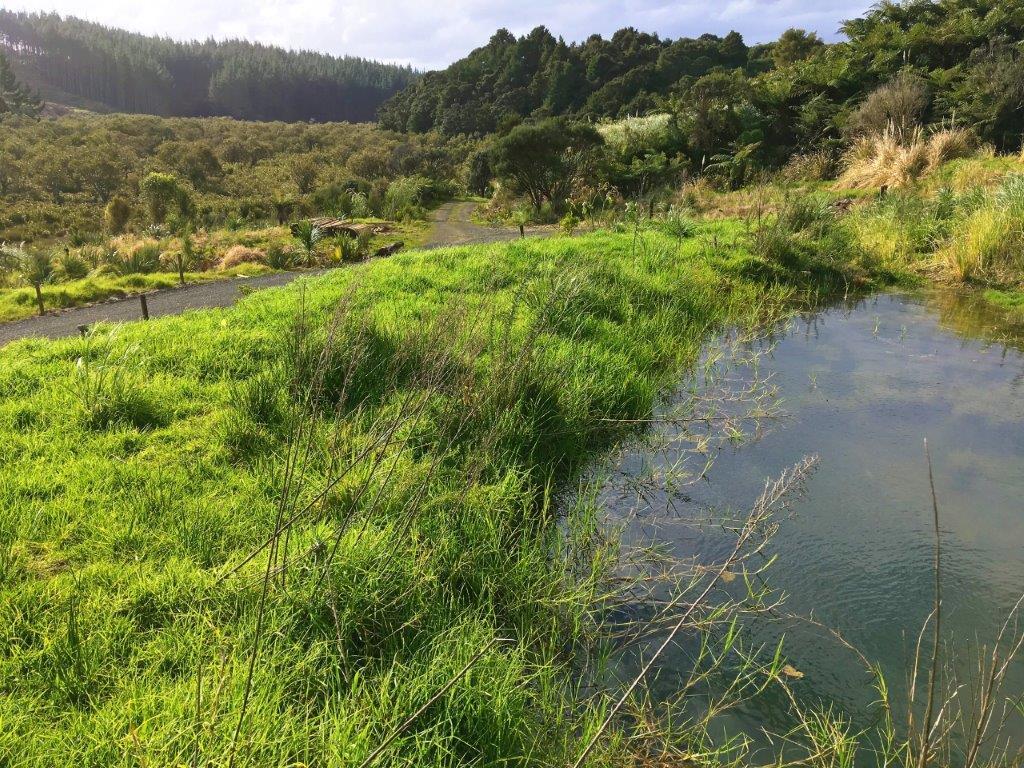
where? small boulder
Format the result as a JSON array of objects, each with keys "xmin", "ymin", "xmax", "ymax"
[{"xmin": 374, "ymin": 241, "xmax": 404, "ymax": 258}]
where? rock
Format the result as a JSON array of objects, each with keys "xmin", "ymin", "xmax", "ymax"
[{"xmin": 374, "ymin": 241, "xmax": 404, "ymax": 258}]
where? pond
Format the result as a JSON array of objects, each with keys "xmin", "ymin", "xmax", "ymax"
[{"xmin": 599, "ymin": 289, "xmax": 1024, "ymax": 756}]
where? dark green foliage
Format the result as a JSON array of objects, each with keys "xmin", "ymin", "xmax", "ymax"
[
  {"xmin": 103, "ymin": 196, "xmax": 131, "ymax": 235},
  {"xmin": 490, "ymin": 118, "xmax": 604, "ymax": 209},
  {"xmin": 0, "ymin": 51, "xmax": 40, "ymax": 118},
  {"xmin": 382, "ymin": 1, "xmax": 1024, "ymax": 166},
  {"xmin": 139, "ymin": 173, "xmax": 192, "ymax": 226},
  {"xmin": 0, "ymin": 115, "xmax": 469, "ymax": 242},
  {"xmin": 771, "ymin": 28, "xmax": 825, "ymax": 68},
  {"xmin": 379, "ymin": 26, "xmax": 753, "ymax": 135},
  {"xmin": 0, "ymin": 10, "xmax": 415, "ymax": 121}
]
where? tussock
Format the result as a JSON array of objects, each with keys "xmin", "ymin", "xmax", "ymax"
[
  {"xmin": 839, "ymin": 125, "xmax": 976, "ymax": 190},
  {"xmin": 218, "ymin": 245, "xmax": 266, "ymax": 270}
]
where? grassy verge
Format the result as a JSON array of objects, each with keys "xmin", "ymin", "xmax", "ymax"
[
  {"xmin": 0, "ymin": 265, "xmax": 273, "ymax": 322},
  {"xmin": 0, "ymin": 227, "xmax": 807, "ymax": 766},
  {"xmin": 0, "ymin": 220, "xmax": 432, "ymax": 323}
]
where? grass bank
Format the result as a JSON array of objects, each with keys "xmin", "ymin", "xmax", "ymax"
[
  {"xmin": 0, "ymin": 264, "xmax": 272, "ymax": 322},
  {"xmin": 0, "ymin": 219, "xmax": 430, "ymax": 323},
  {"xmin": 0, "ymin": 226, "xmax": 809, "ymax": 766}
]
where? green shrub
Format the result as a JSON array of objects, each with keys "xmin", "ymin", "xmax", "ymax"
[
  {"xmin": 103, "ymin": 195, "xmax": 132, "ymax": 234},
  {"xmin": 266, "ymin": 244, "xmax": 295, "ymax": 269},
  {"xmin": 55, "ymin": 250, "xmax": 90, "ymax": 281},
  {"xmin": 109, "ymin": 242, "xmax": 162, "ymax": 275}
]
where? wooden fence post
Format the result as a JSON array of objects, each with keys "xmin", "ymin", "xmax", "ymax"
[{"xmin": 140, "ymin": 294, "xmax": 150, "ymax": 320}]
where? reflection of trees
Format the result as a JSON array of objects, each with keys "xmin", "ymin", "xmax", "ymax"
[{"xmin": 927, "ymin": 289, "xmax": 1024, "ymax": 357}]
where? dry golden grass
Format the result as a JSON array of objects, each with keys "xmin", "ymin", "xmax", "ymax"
[
  {"xmin": 839, "ymin": 125, "xmax": 976, "ymax": 190},
  {"xmin": 218, "ymin": 244, "xmax": 266, "ymax": 270}
]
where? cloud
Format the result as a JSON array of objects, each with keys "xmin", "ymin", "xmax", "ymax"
[{"xmin": 6, "ymin": 0, "xmax": 873, "ymax": 69}]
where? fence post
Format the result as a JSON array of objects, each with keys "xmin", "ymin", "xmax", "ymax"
[{"xmin": 140, "ymin": 294, "xmax": 150, "ymax": 320}]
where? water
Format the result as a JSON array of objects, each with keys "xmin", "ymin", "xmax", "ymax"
[{"xmin": 599, "ymin": 290, "xmax": 1024, "ymax": 755}]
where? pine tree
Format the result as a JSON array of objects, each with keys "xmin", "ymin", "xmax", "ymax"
[{"xmin": 0, "ymin": 51, "xmax": 41, "ymax": 118}]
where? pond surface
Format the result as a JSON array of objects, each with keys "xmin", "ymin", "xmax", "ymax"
[{"xmin": 602, "ymin": 290, "xmax": 1024, "ymax": 753}]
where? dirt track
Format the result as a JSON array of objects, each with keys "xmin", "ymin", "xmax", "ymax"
[{"xmin": 0, "ymin": 204, "xmax": 521, "ymax": 346}]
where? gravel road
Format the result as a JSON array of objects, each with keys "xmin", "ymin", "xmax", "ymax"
[{"xmin": 0, "ymin": 203, "xmax": 522, "ymax": 346}]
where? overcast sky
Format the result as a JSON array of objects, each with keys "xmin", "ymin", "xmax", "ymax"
[{"xmin": 6, "ymin": 0, "xmax": 873, "ymax": 70}]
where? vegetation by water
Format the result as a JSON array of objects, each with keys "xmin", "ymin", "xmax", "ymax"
[
  {"xmin": 0, "ymin": 228, "xmax": 801, "ymax": 765},
  {"xmin": 2, "ymin": 1, "xmax": 1024, "ymax": 763}
]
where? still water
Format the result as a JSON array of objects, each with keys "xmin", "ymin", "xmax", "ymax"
[{"xmin": 602, "ymin": 290, "xmax": 1024, "ymax": 753}]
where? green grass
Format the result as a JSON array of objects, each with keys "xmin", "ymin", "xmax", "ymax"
[
  {"xmin": 982, "ymin": 288, "xmax": 1024, "ymax": 321},
  {"xmin": 0, "ymin": 265, "xmax": 273, "ymax": 322},
  {"xmin": 0, "ymin": 220, "xmax": 432, "ymax": 323},
  {"xmin": 0, "ymin": 227, "xmax": 804, "ymax": 767}
]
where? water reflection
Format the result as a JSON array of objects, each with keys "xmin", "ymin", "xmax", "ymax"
[{"xmin": 596, "ymin": 289, "xmax": 1024, "ymax": 758}]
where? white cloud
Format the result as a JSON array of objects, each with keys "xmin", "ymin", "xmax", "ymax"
[{"xmin": 5, "ymin": 0, "xmax": 873, "ymax": 69}]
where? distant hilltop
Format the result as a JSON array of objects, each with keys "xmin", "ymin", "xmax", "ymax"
[{"xmin": 0, "ymin": 10, "xmax": 418, "ymax": 122}]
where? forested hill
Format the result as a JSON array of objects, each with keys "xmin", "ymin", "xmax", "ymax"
[
  {"xmin": 0, "ymin": 11, "xmax": 417, "ymax": 122},
  {"xmin": 379, "ymin": 26, "xmax": 767, "ymax": 134},
  {"xmin": 379, "ymin": 1, "xmax": 1024, "ymax": 149}
]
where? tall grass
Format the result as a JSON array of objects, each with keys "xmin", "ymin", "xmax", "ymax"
[
  {"xmin": 0, "ymin": 229, "xmax": 799, "ymax": 767},
  {"xmin": 940, "ymin": 174, "xmax": 1024, "ymax": 281},
  {"xmin": 839, "ymin": 125, "xmax": 976, "ymax": 190}
]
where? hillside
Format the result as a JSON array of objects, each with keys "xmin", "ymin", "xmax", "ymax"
[
  {"xmin": 380, "ymin": 0, "xmax": 1024, "ymax": 155},
  {"xmin": 0, "ymin": 10, "xmax": 417, "ymax": 122},
  {"xmin": 379, "ymin": 26, "xmax": 765, "ymax": 134}
]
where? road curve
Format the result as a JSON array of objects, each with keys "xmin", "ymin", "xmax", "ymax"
[{"xmin": 0, "ymin": 203, "xmax": 521, "ymax": 346}]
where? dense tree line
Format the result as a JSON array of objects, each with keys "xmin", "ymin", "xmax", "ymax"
[
  {"xmin": 0, "ymin": 10, "xmax": 416, "ymax": 121},
  {"xmin": 380, "ymin": 0, "xmax": 1024, "ymax": 159},
  {"xmin": 380, "ymin": 26, "xmax": 761, "ymax": 135}
]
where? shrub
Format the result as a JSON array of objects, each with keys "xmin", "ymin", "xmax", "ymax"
[
  {"xmin": 382, "ymin": 176, "xmax": 425, "ymax": 221},
  {"xmin": 218, "ymin": 245, "xmax": 266, "ymax": 270},
  {"xmin": 777, "ymin": 194, "xmax": 834, "ymax": 236},
  {"xmin": 103, "ymin": 195, "xmax": 132, "ymax": 234},
  {"xmin": 290, "ymin": 220, "xmax": 324, "ymax": 266},
  {"xmin": 109, "ymin": 241, "xmax": 162, "ymax": 275},
  {"xmin": 5, "ymin": 244, "xmax": 56, "ymax": 314},
  {"xmin": 222, "ymin": 370, "xmax": 287, "ymax": 458},
  {"xmin": 0, "ymin": 241, "xmax": 19, "ymax": 287},
  {"xmin": 350, "ymin": 192, "xmax": 370, "ymax": 218},
  {"xmin": 335, "ymin": 236, "xmax": 363, "ymax": 263},
  {"xmin": 659, "ymin": 207, "xmax": 697, "ymax": 241},
  {"xmin": 266, "ymin": 244, "xmax": 295, "ymax": 270},
  {"xmin": 941, "ymin": 174, "xmax": 1024, "ymax": 280},
  {"xmin": 55, "ymin": 250, "xmax": 90, "ymax": 281},
  {"xmin": 779, "ymin": 150, "xmax": 839, "ymax": 182},
  {"xmin": 139, "ymin": 172, "xmax": 192, "ymax": 226},
  {"xmin": 927, "ymin": 128, "xmax": 975, "ymax": 170},
  {"xmin": 846, "ymin": 71, "xmax": 930, "ymax": 139},
  {"xmin": 73, "ymin": 340, "xmax": 165, "ymax": 430},
  {"xmin": 749, "ymin": 221, "xmax": 803, "ymax": 268}
]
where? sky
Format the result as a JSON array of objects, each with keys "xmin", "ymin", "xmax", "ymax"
[{"xmin": 5, "ymin": 0, "xmax": 874, "ymax": 70}]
